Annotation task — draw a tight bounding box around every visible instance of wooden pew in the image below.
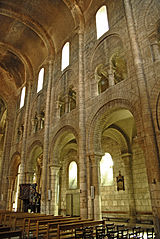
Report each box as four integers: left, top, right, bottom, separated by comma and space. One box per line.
33, 217, 81, 239
136, 212, 153, 225
24, 215, 63, 238
45, 219, 93, 239
52, 220, 105, 239
0, 229, 22, 238
0, 226, 11, 232
102, 210, 129, 224
2, 211, 44, 227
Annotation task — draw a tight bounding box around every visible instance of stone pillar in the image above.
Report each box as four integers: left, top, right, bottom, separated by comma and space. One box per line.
37, 114, 41, 131
49, 165, 60, 215
41, 60, 53, 214
25, 172, 34, 184
121, 153, 136, 224
0, 109, 15, 209
55, 101, 60, 119
78, 29, 88, 219
108, 68, 115, 86
19, 82, 32, 185
123, 1, 160, 236
7, 176, 15, 210
150, 35, 160, 62
89, 153, 103, 220
86, 155, 92, 219
152, 42, 160, 62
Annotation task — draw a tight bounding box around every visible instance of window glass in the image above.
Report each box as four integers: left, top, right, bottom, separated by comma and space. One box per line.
20, 86, 26, 108
61, 42, 69, 70
37, 68, 44, 93
69, 161, 77, 189
96, 6, 109, 39
13, 164, 21, 211
100, 153, 113, 186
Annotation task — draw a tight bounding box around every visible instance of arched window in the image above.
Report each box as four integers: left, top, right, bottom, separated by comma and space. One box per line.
96, 5, 109, 39
69, 161, 77, 189
100, 153, 113, 186
61, 42, 69, 71
20, 86, 26, 108
37, 68, 44, 93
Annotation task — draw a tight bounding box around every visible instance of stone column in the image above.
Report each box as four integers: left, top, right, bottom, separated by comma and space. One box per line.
7, 176, 15, 210
19, 82, 32, 185
121, 153, 136, 224
150, 36, 160, 62
25, 172, 34, 184
108, 68, 115, 86
123, 1, 160, 236
89, 153, 103, 220
49, 165, 60, 215
152, 42, 160, 62
78, 29, 88, 219
55, 101, 60, 119
0, 108, 15, 209
41, 60, 53, 214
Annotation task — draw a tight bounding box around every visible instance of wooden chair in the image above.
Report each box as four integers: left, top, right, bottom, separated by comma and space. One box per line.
75, 228, 84, 238
83, 226, 94, 239
146, 228, 155, 239
96, 225, 108, 239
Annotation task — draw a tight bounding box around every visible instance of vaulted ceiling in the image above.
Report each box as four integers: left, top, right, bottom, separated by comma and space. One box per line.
0, 0, 93, 101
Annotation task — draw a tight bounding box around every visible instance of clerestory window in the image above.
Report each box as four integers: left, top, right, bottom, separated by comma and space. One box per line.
96, 5, 109, 39
20, 86, 26, 109
37, 68, 44, 93
61, 42, 70, 71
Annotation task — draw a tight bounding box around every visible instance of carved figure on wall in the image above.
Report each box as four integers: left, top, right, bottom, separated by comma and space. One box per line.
17, 128, 21, 142
17, 124, 24, 141
40, 111, 45, 129
33, 112, 38, 133
68, 86, 76, 111
116, 171, 125, 191
111, 53, 127, 84
59, 96, 65, 117
96, 64, 109, 94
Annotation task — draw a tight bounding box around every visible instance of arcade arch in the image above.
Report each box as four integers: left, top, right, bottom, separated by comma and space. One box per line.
87, 106, 151, 220
50, 127, 79, 216
27, 143, 43, 194
8, 152, 21, 211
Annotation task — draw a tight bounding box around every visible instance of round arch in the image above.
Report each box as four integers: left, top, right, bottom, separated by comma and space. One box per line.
50, 125, 79, 165
87, 99, 139, 154
26, 140, 43, 192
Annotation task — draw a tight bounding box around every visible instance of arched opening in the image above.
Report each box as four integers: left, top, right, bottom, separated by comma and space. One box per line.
52, 129, 79, 216
27, 146, 43, 194
61, 42, 70, 71
37, 68, 44, 93
90, 107, 152, 221
69, 161, 78, 189
0, 98, 7, 178
12, 164, 21, 211
96, 5, 109, 39
20, 86, 26, 109
100, 153, 113, 186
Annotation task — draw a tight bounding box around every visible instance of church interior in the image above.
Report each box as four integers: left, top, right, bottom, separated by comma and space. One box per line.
0, 0, 160, 238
